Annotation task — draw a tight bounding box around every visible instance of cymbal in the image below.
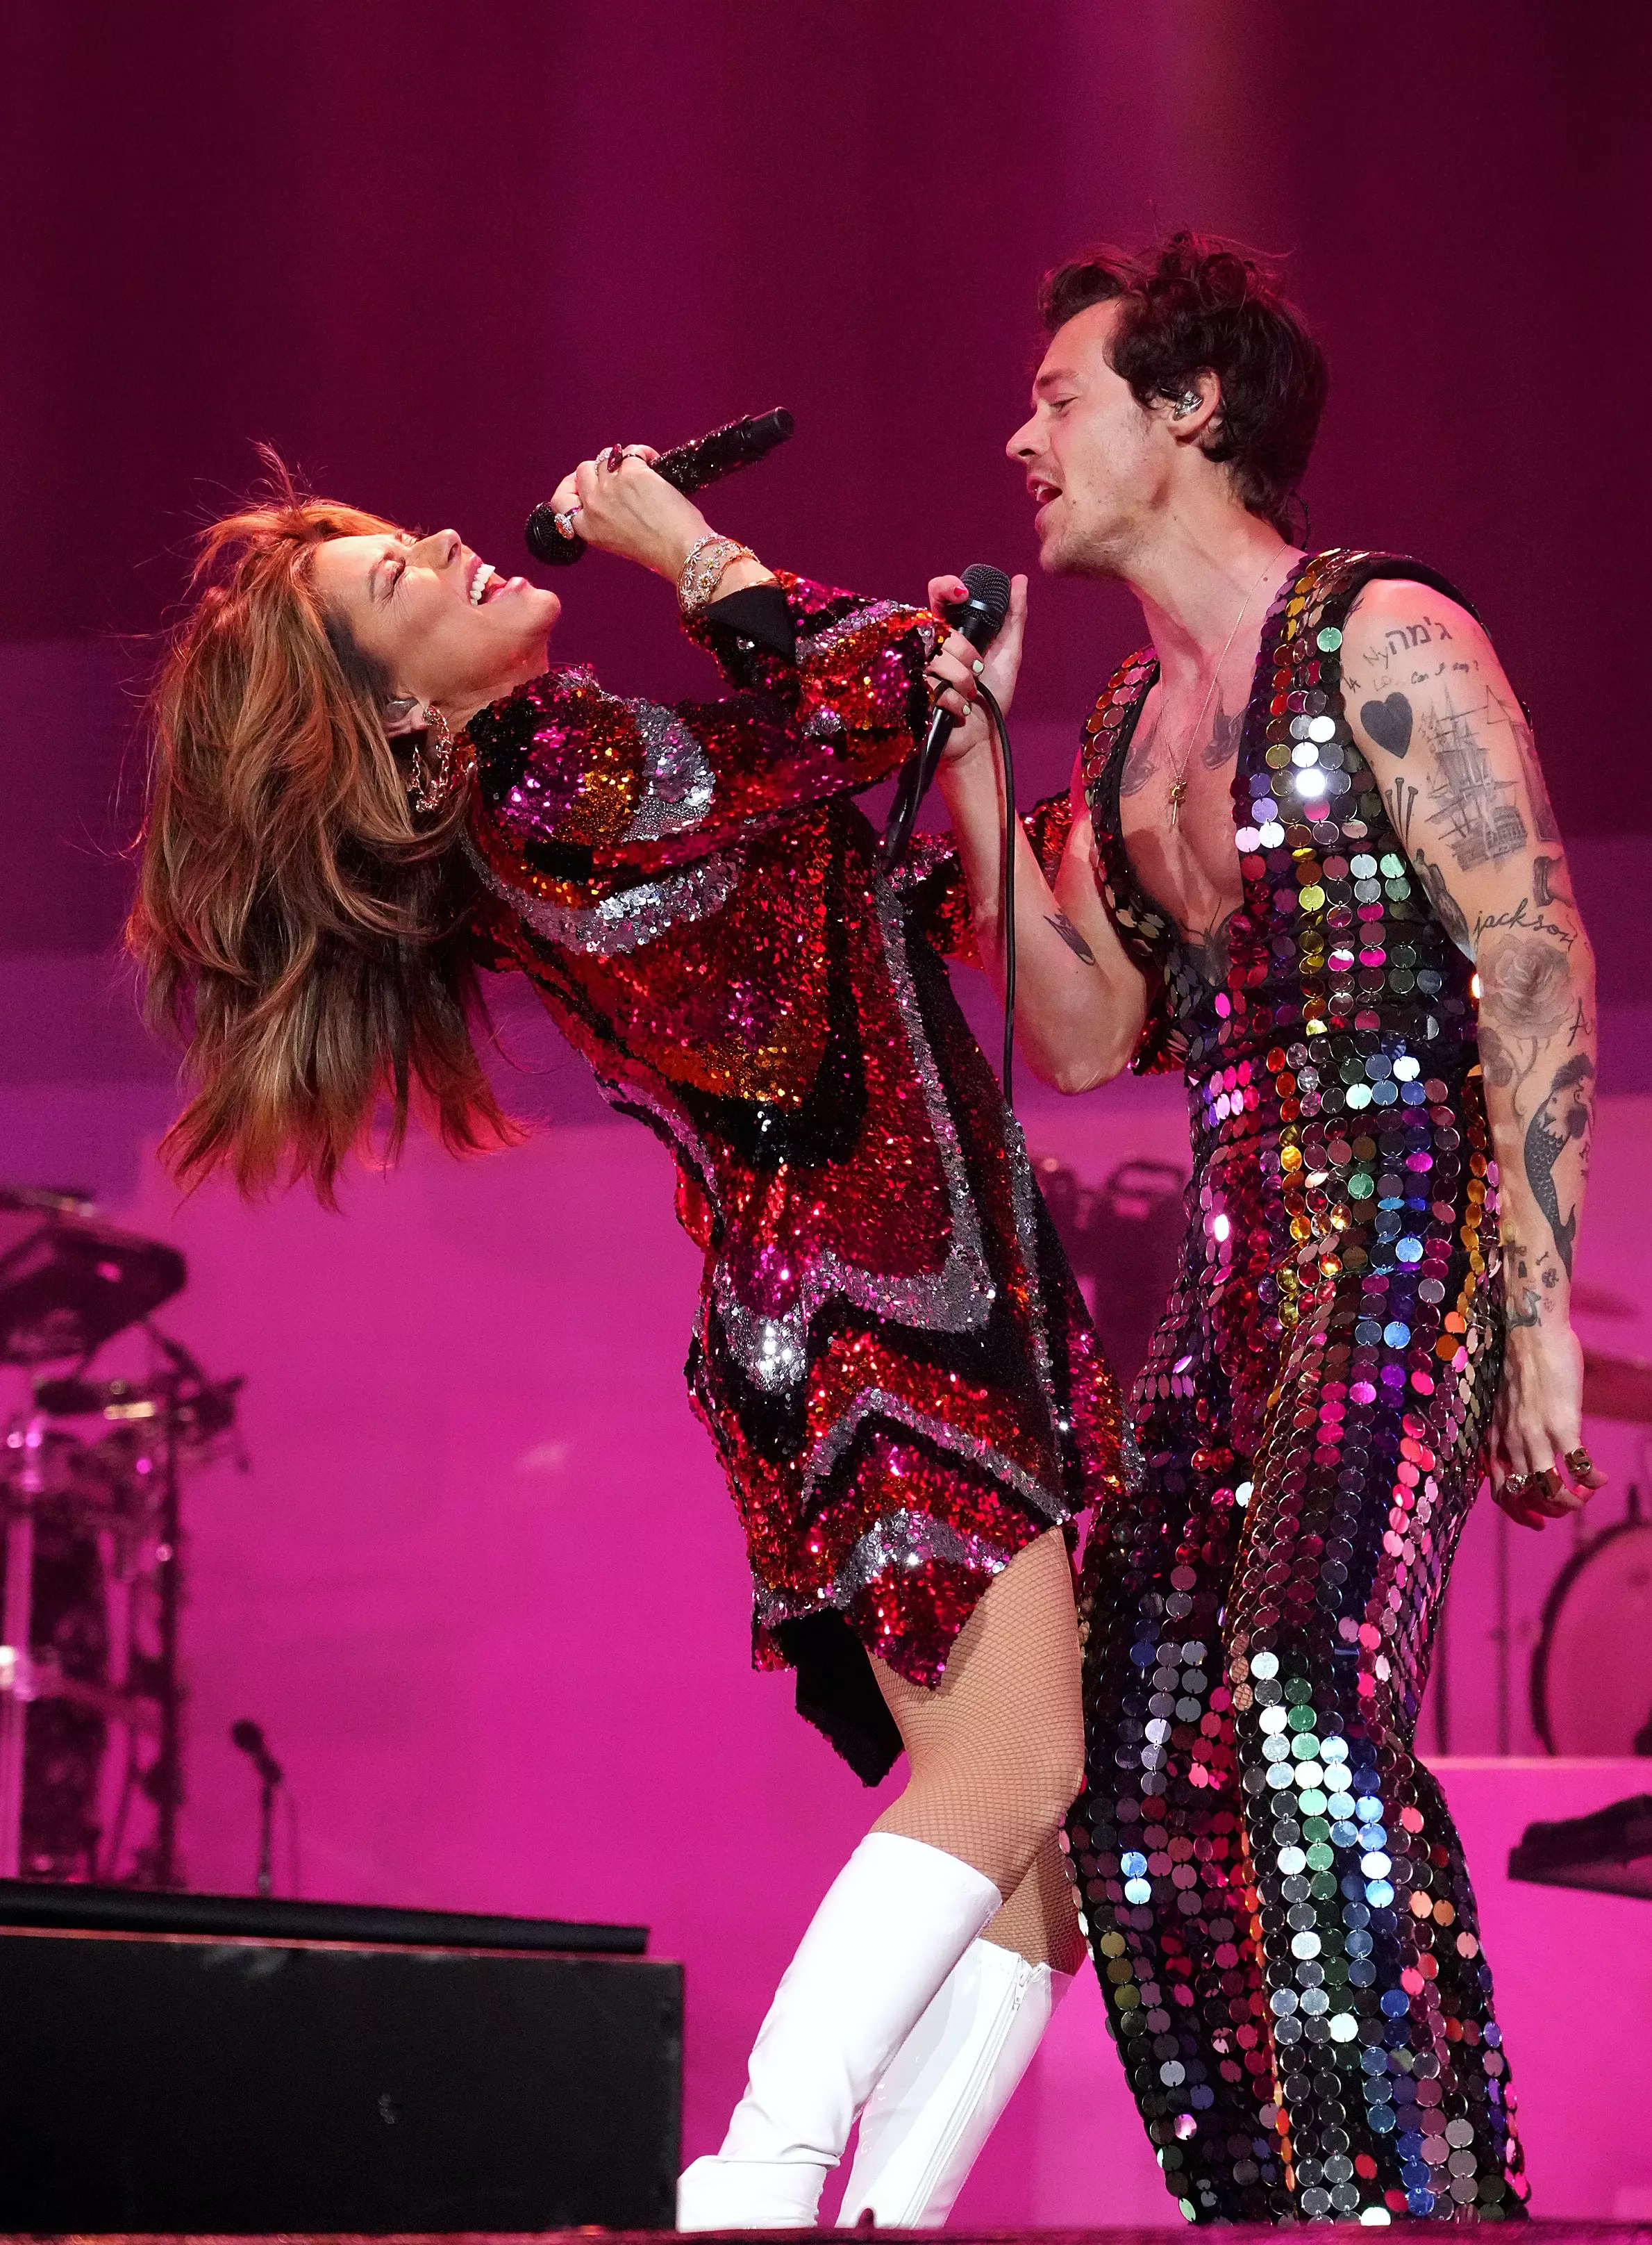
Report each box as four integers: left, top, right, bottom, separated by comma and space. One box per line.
1582, 1344, 1652, 1425
0, 1198, 185, 1366
32, 1370, 242, 1442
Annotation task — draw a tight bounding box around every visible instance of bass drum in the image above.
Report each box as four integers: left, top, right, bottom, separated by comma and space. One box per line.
1530, 1515, 1652, 1756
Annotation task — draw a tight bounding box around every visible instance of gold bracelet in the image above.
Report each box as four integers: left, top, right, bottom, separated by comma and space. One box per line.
678, 533, 756, 619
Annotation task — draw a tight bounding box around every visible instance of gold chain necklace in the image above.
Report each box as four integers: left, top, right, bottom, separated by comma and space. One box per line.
1163, 554, 1279, 829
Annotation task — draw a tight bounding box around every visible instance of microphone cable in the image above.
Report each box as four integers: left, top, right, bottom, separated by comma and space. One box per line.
974, 681, 1017, 1111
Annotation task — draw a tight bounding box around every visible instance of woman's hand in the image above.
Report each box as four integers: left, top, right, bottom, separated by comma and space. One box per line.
544, 445, 712, 580
923, 573, 1028, 764
1488, 1319, 1609, 1528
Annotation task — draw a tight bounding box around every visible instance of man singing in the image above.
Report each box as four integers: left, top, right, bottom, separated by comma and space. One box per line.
931, 233, 1601, 2222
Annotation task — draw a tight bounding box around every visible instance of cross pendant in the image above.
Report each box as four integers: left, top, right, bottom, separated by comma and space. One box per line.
1167, 777, 1187, 828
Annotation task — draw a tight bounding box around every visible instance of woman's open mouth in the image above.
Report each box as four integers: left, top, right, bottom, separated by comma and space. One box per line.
467, 558, 512, 606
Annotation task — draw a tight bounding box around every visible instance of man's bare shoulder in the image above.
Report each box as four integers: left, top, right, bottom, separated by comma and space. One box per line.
1340, 578, 1494, 702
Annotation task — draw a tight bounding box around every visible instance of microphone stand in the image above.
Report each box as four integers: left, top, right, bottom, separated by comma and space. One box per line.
231, 1720, 285, 1898
256, 1765, 277, 1900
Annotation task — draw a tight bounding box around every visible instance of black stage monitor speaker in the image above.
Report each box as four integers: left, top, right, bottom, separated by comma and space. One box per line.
0, 1885, 682, 2232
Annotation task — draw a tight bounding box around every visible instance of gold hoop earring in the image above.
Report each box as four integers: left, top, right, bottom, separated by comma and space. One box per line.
410, 704, 456, 813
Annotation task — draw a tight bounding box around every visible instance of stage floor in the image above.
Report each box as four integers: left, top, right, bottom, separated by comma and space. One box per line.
9, 2226, 1650, 2244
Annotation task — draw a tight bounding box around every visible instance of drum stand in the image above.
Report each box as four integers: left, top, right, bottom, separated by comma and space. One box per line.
152, 1391, 183, 1889
0, 1357, 235, 1886
0, 1414, 45, 1879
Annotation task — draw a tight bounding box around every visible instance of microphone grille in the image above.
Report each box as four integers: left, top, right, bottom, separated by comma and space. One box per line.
524, 503, 585, 566
961, 563, 1012, 631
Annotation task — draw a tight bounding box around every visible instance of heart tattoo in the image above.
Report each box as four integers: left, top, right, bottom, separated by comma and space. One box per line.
1360, 693, 1413, 757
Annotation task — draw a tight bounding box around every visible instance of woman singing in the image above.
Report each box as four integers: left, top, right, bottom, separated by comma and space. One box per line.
130, 446, 1119, 2227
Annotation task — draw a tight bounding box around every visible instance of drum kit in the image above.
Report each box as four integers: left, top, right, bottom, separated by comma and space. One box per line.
0, 1187, 240, 1887
1033, 1152, 1652, 1763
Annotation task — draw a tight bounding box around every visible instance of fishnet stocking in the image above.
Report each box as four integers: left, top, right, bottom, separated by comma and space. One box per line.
869, 1528, 1084, 1913
982, 1834, 1088, 1975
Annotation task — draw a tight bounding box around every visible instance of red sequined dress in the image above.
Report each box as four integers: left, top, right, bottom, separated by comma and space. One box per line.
1057, 552, 1526, 2222
460, 572, 1119, 1779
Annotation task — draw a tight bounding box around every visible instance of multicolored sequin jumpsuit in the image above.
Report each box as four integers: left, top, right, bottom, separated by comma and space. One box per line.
1061, 551, 1526, 2222
462, 572, 1119, 1782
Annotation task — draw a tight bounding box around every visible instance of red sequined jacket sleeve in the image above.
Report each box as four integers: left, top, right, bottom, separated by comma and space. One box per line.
464, 572, 940, 902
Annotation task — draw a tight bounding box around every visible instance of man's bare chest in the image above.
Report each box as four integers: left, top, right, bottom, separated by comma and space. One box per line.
1115, 686, 1246, 943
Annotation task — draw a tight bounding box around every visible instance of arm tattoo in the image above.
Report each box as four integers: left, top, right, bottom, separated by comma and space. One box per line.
1477, 931, 1572, 1043
1501, 695, 1560, 845
1378, 611, 1455, 657
1478, 1018, 1540, 1122
1471, 893, 1576, 951
1382, 775, 1421, 854
1506, 1283, 1544, 1330
1481, 929, 1580, 1140
1478, 1021, 1517, 1089
1521, 1053, 1594, 1277
1531, 854, 1571, 908
1045, 910, 1096, 965
1360, 692, 1415, 757
1412, 846, 1474, 956
1501, 1233, 1551, 1328
1421, 692, 1527, 870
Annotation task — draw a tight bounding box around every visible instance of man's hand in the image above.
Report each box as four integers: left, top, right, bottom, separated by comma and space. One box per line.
924, 572, 1028, 761
1489, 1320, 1608, 1528
544, 445, 712, 581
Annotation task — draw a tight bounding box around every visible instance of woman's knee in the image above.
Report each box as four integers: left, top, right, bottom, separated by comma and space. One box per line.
903, 1703, 1084, 1837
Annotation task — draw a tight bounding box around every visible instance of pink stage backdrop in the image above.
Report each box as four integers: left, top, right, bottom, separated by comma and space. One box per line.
0, 1075, 1637, 2221
4, 2, 1649, 2220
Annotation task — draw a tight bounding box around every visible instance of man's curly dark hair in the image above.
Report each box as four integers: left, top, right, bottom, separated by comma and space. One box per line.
1040, 231, 1328, 538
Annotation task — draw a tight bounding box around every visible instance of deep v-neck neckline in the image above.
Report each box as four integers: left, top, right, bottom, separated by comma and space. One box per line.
1094, 558, 1310, 947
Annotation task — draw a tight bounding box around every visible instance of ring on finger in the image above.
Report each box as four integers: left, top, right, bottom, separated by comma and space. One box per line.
1566, 1445, 1595, 1477
1534, 1466, 1563, 1500
1501, 1473, 1528, 1498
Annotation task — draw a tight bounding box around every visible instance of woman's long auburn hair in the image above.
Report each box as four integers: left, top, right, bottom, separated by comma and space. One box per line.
128, 454, 522, 1206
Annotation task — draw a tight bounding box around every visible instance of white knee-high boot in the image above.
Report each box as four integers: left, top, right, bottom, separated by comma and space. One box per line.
676, 1832, 1001, 2230
837, 1937, 1074, 2228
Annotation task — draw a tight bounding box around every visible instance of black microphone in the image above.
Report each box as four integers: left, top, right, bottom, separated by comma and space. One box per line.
525, 408, 795, 566
231, 1718, 284, 1789
882, 563, 1012, 870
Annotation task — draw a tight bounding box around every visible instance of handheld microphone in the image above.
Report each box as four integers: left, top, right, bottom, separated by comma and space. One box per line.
882, 563, 1012, 871
230, 1718, 284, 1789
525, 407, 795, 566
